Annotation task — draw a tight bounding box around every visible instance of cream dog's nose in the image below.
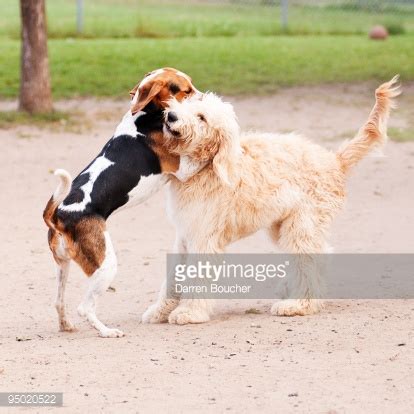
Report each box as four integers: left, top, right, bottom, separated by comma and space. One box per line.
167, 112, 178, 123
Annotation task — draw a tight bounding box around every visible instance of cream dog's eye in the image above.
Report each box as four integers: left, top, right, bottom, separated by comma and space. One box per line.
197, 114, 206, 122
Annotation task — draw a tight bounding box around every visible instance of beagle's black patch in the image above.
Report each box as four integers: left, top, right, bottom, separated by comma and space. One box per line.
55, 108, 165, 228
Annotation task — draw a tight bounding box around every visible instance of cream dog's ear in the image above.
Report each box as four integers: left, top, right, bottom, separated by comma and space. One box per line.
212, 123, 241, 187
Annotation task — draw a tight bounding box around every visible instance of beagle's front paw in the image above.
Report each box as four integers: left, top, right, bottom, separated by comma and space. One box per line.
99, 328, 125, 338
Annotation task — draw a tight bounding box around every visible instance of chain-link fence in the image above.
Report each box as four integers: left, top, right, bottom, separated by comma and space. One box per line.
2, 0, 413, 39
275, 0, 413, 34
70, 0, 413, 38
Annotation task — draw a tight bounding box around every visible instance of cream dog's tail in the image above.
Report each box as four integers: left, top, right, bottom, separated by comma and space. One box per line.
43, 169, 72, 229
336, 75, 401, 174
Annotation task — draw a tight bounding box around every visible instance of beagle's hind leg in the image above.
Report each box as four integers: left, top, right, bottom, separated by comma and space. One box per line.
55, 260, 77, 332
49, 230, 76, 332
74, 220, 124, 338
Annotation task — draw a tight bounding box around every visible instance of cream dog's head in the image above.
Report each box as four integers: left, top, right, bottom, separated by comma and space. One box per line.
163, 92, 241, 185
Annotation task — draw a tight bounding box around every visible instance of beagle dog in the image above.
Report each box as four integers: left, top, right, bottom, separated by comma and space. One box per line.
43, 68, 201, 338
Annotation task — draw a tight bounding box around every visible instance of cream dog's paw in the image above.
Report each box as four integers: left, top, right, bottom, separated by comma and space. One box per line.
271, 299, 322, 316
142, 303, 170, 324
168, 306, 210, 325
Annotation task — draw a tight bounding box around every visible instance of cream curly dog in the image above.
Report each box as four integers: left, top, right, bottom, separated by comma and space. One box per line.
142, 76, 400, 325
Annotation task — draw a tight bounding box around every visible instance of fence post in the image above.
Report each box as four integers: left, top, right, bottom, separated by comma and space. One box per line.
281, 0, 288, 32
77, 0, 84, 34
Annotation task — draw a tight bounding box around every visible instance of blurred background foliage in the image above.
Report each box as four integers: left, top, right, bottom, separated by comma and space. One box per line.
0, 0, 413, 97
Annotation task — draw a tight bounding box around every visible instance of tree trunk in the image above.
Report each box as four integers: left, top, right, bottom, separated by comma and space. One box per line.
19, 0, 52, 113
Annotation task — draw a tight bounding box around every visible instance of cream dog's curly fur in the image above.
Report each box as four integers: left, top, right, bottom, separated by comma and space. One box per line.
142, 77, 400, 325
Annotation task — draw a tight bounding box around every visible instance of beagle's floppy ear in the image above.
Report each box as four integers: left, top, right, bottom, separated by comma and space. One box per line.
130, 81, 164, 115
129, 83, 139, 99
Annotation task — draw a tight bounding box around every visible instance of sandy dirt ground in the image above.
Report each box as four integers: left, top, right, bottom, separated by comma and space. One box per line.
1, 84, 413, 413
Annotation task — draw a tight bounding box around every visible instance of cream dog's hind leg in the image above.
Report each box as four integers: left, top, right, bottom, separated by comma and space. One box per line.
270, 211, 329, 316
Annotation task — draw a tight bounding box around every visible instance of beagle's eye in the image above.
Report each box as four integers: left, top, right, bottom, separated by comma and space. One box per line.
197, 113, 206, 122
185, 88, 192, 94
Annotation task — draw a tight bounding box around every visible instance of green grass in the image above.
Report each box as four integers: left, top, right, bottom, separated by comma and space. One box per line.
0, 35, 413, 98
0, 110, 70, 128
389, 127, 414, 142
1, 1, 413, 98
1, 0, 413, 38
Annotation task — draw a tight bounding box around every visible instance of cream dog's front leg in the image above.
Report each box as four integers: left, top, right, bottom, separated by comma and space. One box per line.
141, 236, 187, 323
168, 242, 219, 325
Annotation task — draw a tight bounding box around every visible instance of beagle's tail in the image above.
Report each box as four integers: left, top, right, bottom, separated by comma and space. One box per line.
43, 169, 72, 229
336, 75, 401, 174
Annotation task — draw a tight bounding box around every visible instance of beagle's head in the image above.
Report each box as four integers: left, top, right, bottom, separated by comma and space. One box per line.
129, 68, 199, 115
